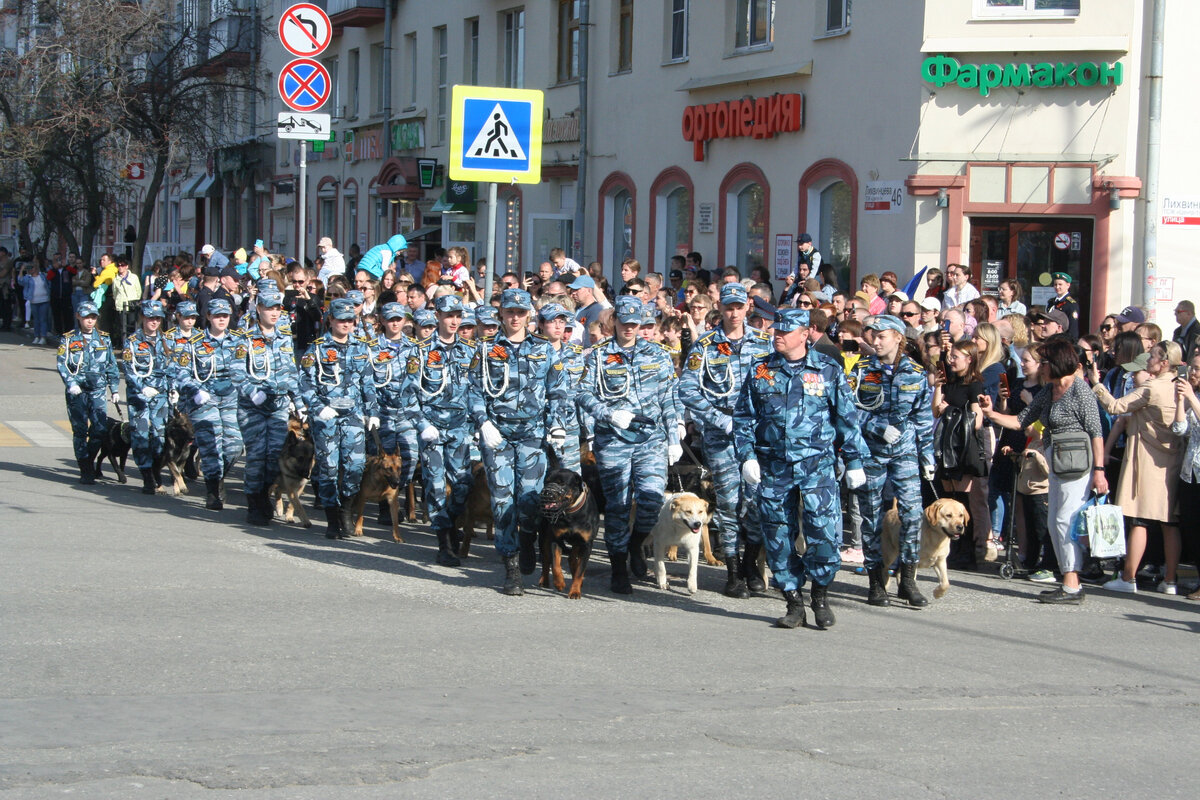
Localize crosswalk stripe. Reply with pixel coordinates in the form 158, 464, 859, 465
8, 421, 74, 448
0, 423, 31, 447
53, 420, 73, 436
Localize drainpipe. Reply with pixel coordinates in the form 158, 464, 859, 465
573, 0, 589, 263
383, 0, 394, 160
1139, 0, 1164, 318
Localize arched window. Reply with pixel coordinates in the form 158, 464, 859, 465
800, 159, 858, 291
598, 171, 636, 284
649, 167, 694, 272
719, 163, 769, 277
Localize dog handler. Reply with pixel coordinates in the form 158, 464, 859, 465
848, 314, 936, 607
233, 289, 300, 526
537, 302, 587, 473
57, 300, 120, 485
370, 302, 421, 528
734, 308, 869, 629
678, 282, 772, 598
121, 300, 173, 495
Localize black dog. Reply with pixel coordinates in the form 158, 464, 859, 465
538, 468, 600, 599
159, 410, 195, 494
93, 417, 131, 483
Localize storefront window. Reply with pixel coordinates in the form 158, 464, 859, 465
819, 181, 851, 288
664, 186, 690, 258
735, 183, 765, 274
610, 189, 633, 274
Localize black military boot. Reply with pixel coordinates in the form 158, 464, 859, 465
139, 468, 156, 495
77, 458, 95, 485
259, 492, 275, 522
339, 496, 357, 537
866, 565, 891, 607
518, 528, 537, 575
435, 530, 461, 566
897, 563, 929, 607
245, 493, 268, 526
205, 477, 223, 510
809, 583, 836, 629
501, 553, 524, 595
376, 500, 391, 526
741, 541, 766, 593
723, 552, 750, 598
776, 589, 806, 628
610, 552, 633, 595
628, 531, 650, 581
324, 506, 343, 539
153, 468, 165, 491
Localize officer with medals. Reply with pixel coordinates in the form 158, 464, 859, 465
233, 288, 300, 525
57, 300, 120, 484
847, 315, 936, 607
734, 308, 869, 629
298, 298, 380, 539
172, 298, 245, 510
409, 294, 476, 566
370, 302, 421, 528
678, 282, 772, 598
121, 300, 172, 494
467, 288, 569, 596
537, 302, 586, 473
578, 295, 683, 595
1047, 272, 1079, 339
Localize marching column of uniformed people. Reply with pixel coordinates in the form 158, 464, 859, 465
120, 300, 172, 494
57, 300, 120, 485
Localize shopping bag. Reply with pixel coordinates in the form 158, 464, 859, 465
1069, 494, 1098, 545
1083, 494, 1126, 558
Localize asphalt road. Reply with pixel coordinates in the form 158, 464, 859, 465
1, 330, 1196, 799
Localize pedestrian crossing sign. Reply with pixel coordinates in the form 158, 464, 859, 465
449, 85, 543, 184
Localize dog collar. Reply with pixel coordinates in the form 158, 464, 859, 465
564, 484, 589, 514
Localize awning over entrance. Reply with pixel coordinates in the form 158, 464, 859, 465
404, 225, 441, 240
183, 174, 220, 199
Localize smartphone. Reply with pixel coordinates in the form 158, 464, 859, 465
999, 372, 1009, 393
1179, 364, 1190, 380
942, 319, 951, 333
841, 339, 859, 353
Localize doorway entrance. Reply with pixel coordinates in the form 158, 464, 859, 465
969, 217, 1093, 331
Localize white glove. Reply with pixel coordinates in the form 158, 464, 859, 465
250, 389, 267, 406
297, 407, 309, 422
547, 427, 567, 448
882, 425, 902, 445
721, 415, 734, 435
142, 387, 159, 398
367, 416, 380, 431
480, 420, 504, 449
168, 389, 180, 405
67, 384, 83, 396
193, 389, 211, 406
420, 425, 440, 443
922, 465, 937, 482
611, 409, 635, 430
317, 406, 338, 421
668, 444, 683, 464
677, 423, 687, 442
110, 391, 121, 405
845, 468, 867, 490
742, 459, 761, 486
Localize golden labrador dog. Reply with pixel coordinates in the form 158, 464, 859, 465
649, 493, 711, 595
881, 497, 968, 600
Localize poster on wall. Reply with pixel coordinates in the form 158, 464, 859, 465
982, 260, 1003, 291
775, 234, 793, 280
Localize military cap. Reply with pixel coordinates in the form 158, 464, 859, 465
435, 294, 465, 314
257, 291, 284, 308
773, 308, 811, 332
140, 300, 166, 318
719, 283, 749, 305
614, 295, 643, 324
345, 289, 365, 306
76, 301, 99, 318
865, 314, 906, 335
500, 288, 533, 310
207, 299, 233, 317
538, 303, 571, 322
414, 309, 437, 328
329, 298, 357, 320
380, 302, 407, 320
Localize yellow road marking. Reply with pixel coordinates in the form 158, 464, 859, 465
0, 423, 31, 447
54, 420, 73, 436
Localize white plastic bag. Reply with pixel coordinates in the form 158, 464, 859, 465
1083, 494, 1126, 558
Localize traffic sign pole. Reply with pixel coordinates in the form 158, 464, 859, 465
298, 141, 307, 269
484, 182, 497, 301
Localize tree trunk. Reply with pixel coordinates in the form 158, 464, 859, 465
132, 152, 168, 275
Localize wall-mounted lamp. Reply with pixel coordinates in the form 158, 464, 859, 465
935, 188, 949, 208
1106, 182, 1121, 211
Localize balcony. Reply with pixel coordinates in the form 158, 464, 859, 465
192, 12, 252, 77
328, 0, 384, 33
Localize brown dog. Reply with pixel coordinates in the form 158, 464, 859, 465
270, 416, 315, 527
881, 497, 969, 600
456, 461, 495, 558
538, 468, 599, 599
349, 445, 405, 542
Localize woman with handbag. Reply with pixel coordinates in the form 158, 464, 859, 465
1090, 341, 1185, 594
980, 336, 1107, 604
1171, 351, 1200, 601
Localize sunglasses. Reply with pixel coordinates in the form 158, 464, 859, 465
798, 300, 813, 308
901, 311, 919, 318
1099, 324, 1113, 331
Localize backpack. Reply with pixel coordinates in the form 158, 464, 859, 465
935, 405, 989, 478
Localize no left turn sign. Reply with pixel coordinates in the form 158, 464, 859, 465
278, 3, 331, 58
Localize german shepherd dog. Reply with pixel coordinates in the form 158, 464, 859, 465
270, 415, 315, 527
93, 417, 131, 483
159, 409, 194, 495
456, 461, 495, 558
538, 468, 600, 599
349, 432, 404, 541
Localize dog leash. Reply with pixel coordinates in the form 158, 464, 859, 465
680, 441, 710, 478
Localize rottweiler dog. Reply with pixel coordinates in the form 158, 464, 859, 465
93, 417, 131, 483
538, 468, 599, 599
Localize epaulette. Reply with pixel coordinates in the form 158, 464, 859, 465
98, 330, 111, 339
566, 342, 584, 354
362, 336, 379, 347
479, 333, 497, 343
164, 327, 178, 337
751, 351, 771, 361
593, 336, 613, 348
652, 341, 673, 353
749, 327, 771, 341
695, 329, 718, 345
188, 332, 205, 342
231, 328, 248, 337
530, 332, 548, 341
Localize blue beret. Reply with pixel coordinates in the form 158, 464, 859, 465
140, 300, 166, 318
500, 288, 533, 310
773, 308, 810, 332
207, 299, 233, 317
865, 314, 906, 335
381, 302, 407, 320
257, 291, 284, 308
76, 301, 99, 318
435, 294, 464, 314
614, 295, 643, 324
329, 298, 357, 320
538, 303, 571, 321
345, 290, 365, 305
414, 309, 437, 328
176, 301, 198, 318
719, 283, 748, 305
